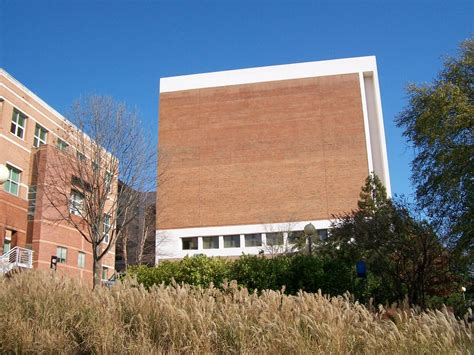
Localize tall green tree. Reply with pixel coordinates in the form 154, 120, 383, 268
396, 38, 473, 258
322, 174, 458, 307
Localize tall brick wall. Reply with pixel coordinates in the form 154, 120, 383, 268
157, 73, 369, 230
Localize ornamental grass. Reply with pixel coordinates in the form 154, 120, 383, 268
0, 270, 472, 354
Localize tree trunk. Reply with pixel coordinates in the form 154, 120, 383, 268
123, 233, 129, 271
92, 244, 101, 289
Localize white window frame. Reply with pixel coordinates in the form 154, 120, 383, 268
56, 246, 67, 263
4, 164, 21, 196
245, 233, 262, 247
202, 236, 219, 249
33, 123, 48, 148
182, 237, 198, 250
103, 214, 111, 244
76, 151, 86, 162
56, 138, 69, 151
223, 235, 241, 248
101, 266, 110, 281
105, 172, 113, 192
3, 230, 13, 254
77, 251, 86, 268
10, 109, 27, 139
69, 190, 84, 216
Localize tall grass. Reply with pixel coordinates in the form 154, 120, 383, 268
0, 271, 472, 354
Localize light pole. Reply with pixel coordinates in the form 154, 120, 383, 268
304, 223, 316, 256
0, 164, 8, 185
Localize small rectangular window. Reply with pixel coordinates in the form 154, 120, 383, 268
3, 230, 13, 254
56, 246, 67, 263
223, 235, 240, 248
33, 123, 48, 147
101, 266, 109, 281
4, 165, 21, 196
182, 237, 198, 250
103, 214, 111, 243
317, 229, 328, 241
56, 138, 69, 151
77, 252, 86, 268
27, 186, 37, 218
287, 231, 304, 244
245, 234, 262, 247
203, 236, 219, 249
105, 172, 113, 192
69, 190, 84, 216
266, 232, 284, 246
10, 109, 26, 139
76, 151, 86, 162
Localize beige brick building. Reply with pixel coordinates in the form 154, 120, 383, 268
156, 56, 391, 261
0, 69, 116, 284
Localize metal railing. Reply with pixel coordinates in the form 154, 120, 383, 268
0, 247, 34, 274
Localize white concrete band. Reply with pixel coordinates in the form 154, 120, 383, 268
156, 219, 332, 262
160, 56, 378, 92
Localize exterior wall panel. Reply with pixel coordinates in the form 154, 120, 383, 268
158, 73, 369, 230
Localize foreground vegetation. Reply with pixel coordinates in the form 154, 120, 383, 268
0, 271, 472, 354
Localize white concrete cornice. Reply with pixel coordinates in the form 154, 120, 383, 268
160, 56, 378, 92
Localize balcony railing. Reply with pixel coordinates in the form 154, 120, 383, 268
0, 246, 34, 274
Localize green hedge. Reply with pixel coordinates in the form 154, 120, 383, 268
127, 254, 358, 297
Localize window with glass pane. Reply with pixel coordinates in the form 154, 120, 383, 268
56, 246, 67, 263
245, 234, 262, 247
76, 151, 86, 162
105, 172, 113, 192
4, 165, 21, 196
317, 229, 328, 241
182, 237, 198, 250
203, 236, 219, 249
223, 235, 240, 248
266, 232, 284, 246
3, 230, 13, 254
69, 190, 84, 215
56, 138, 68, 151
287, 231, 304, 244
33, 124, 48, 147
103, 214, 111, 243
101, 266, 109, 280
78, 252, 86, 268
10, 109, 26, 139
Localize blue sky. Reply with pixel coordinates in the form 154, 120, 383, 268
1, 0, 472, 198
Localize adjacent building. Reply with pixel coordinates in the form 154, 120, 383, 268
156, 56, 391, 261
0, 69, 116, 284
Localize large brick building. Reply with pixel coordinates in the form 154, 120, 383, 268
157, 56, 391, 261
0, 69, 116, 284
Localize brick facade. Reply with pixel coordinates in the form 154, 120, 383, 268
0, 69, 116, 285
156, 57, 391, 260
158, 74, 368, 230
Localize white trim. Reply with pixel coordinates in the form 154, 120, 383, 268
0, 81, 115, 160
0, 133, 31, 153
358, 72, 374, 174
0, 86, 67, 134
1, 96, 71, 146
160, 56, 377, 92
156, 219, 332, 261
5, 161, 23, 172
0, 69, 72, 128
370, 70, 392, 196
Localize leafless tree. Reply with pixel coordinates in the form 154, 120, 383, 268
118, 190, 156, 269
41, 95, 156, 287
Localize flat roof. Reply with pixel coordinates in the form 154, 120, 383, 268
160, 56, 378, 93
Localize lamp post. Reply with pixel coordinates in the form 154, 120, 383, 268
0, 164, 8, 185
304, 223, 316, 256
